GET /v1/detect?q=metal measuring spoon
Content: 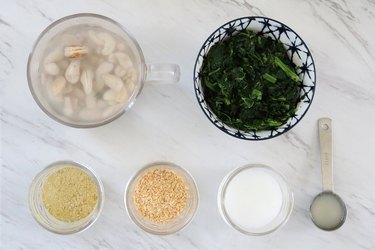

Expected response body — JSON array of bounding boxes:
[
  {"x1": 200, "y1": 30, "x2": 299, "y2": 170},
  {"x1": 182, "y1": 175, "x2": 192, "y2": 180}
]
[{"x1": 310, "y1": 118, "x2": 347, "y2": 231}]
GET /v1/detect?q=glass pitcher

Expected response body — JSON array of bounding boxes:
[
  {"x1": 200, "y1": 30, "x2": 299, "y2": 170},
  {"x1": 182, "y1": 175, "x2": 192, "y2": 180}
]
[{"x1": 27, "y1": 13, "x2": 180, "y2": 128}]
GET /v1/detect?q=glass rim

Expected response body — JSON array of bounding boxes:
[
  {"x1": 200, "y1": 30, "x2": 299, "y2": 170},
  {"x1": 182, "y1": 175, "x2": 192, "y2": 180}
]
[
  {"x1": 124, "y1": 161, "x2": 199, "y2": 235},
  {"x1": 217, "y1": 163, "x2": 294, "y2": 236},
  {"x1": 27, "y1": 13, "x2": 145, "y2": 128},
  {"x1": 28, "y1": 160, "x2": 105, "y2": 234}
]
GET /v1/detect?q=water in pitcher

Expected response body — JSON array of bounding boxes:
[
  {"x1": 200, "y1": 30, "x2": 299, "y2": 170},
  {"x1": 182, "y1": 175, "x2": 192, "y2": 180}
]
[{"x1": 38, "y1": 24, "x2": 139, "y2": 123}]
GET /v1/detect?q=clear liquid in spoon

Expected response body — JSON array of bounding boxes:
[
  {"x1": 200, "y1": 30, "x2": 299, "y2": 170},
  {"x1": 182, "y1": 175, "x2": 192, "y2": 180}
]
[{"x1": 310, "y1": 191, "x2": 346, "y2": 230}]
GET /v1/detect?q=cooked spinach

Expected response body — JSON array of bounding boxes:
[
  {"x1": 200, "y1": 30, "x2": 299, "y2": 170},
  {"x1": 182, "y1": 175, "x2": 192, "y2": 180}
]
[{"x1": 200, "y1": 29, "x2": 301, "y2": 131}]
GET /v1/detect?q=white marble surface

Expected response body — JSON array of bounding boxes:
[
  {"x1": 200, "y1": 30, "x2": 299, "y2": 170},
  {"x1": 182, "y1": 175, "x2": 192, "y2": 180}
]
[{"x1": 1, "y1": 0, "x2": 375, "y2": 249}]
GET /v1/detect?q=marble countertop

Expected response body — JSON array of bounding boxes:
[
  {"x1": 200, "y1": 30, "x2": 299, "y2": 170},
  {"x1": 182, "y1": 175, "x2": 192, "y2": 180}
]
[{"x1": 1, "y1": 0, "x2": 374, "y2": 249}]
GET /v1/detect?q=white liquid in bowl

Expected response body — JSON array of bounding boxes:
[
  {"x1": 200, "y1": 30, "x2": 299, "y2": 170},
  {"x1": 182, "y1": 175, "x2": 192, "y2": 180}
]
[{"x1": 224, "y1": 168, "x2": 283, "y2": 231}]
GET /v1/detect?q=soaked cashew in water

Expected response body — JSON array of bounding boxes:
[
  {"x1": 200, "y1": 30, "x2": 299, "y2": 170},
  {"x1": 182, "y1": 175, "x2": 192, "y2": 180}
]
[
  {"x1": 71, "y1": 87, "x2": 85, "y2": 100},
  {"x1": 71, "y1": 97, "x2": 79, "y2": 111},
  {"x1": 96, "y1": 100, "x2": 108, "y2": 109},
  {"x1": 44, "y1": 63, "x2": 60, "y2": 75},
  {"x1": 80, "y1": 69, "x2": 94, "y2": 95},
  {"x1": 58, "y1": 60, "x2": 69, "y2": 69},
  {"x1": 125, "y1": 67, "x2": 137, "y2": 83},
  {"x1": 114, "y1": 65, "x2": 127, "y2": 77},
  {"x1": 63, "y1": 96, "x2": 73, "y2": 116},
  {"x1": 62, "y1": 83, "x2": 73, "y2": 95},
  {"x1": 125, "y1": 78, "x2": 136, "y2": 93},
  {"x1": 97, "y1": 32, "x2": 116, "y2": 55},
  {"x1": 50, "y1": 76, "x2": 66, "y2": 96},
  {"x1": 102, "y1": 104, "x2": 123, "y2": 118},
  {"x1": 115, "y1": 52, "x2": 133, "y2": 70},
  {"x1": 65, "y1": 59, "x2": 81, "y2": 84},
  {"x1": 41, "y1": 73, "x2": 53, "y2": 85},
  {"x1": 95, "y1": 62, "x2": 114, "y2": 91},
  {"x1": 102, "y1": 74, "x2": 124, "y2": 91},
  {"x1": 103, "y1": 86, "x2": 129, "y2": 104},
  {"x1": 40, "y1": 27, "x2": 136, "y2": 122},
  {"x1": 116, "y1": 43, "x2": 126, "y2": 51},
  {"x1": 51, "y1": 95, "x2": 64, "y2": 106},
  {"x1": 103, "y1": 89, "x2": 117, "y2": 101},
  {"x1": 107, "y1": 53, "x2": 117, "y2": 64},
  {"x1": 115, "y1": 86, "x2": 129, "y2": 103},
  {"x1": 85, "y1": 93, "x2": 97, "y2": 109},
  {"x1": 88, "y1": 30, "x2": 103, "y2": 45},
  {"x1": 64, "y1": 46, "x2": 89, "y2": 58}
]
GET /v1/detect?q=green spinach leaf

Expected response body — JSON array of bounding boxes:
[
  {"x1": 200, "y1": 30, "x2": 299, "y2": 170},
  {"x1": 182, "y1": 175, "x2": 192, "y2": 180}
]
[{"x1": 200, "y1": 30, "x2": 301, "y2": 131}]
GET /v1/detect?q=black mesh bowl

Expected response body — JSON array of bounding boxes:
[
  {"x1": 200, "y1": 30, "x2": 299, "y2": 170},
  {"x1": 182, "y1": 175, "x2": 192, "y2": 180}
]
[{"x1": 193, "y1": 17, "x2": 316, "y2": 140}]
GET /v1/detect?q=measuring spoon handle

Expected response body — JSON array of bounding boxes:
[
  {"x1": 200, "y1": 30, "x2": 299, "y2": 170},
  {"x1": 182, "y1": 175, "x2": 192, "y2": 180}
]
[{"x1": 318, "y1": 118, "x2": 334, "y2": 192}]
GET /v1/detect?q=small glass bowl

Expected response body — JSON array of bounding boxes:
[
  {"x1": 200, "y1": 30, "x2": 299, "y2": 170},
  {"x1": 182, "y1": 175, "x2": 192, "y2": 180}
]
[
  {"x1": 125, "y1": 162, "x2": 199, "y2": 235},
  {"x1": 218, "y1": 164, "x2": 293, "y2": 235},
  {"x1": 29, "y1": 161, "x2": 104, "y2": 234}
]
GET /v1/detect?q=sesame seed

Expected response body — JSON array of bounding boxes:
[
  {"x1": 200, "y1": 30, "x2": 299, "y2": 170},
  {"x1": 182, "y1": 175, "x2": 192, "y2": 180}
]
[{"x1": 134, "y1": 168, "x2": 188, "y2": 223}]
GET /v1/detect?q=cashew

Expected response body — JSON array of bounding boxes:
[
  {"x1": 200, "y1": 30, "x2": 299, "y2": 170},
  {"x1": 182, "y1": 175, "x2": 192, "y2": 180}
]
[
  {"x1": 88, "y1": 30, "x2": 103, "y2": 45},
  {"x1": 64, "y1": 46, "x2": 89, "y2": 58},
  {"x1": 97, "y1": 32, "x2": 116, "y2": 55},
  {"x1": 71, "y1": 97, "x2": 79, "y2": 112},
  {"x1": 95, "y1": 47, "x2": 102, "y2": 55},
  {"x1": 103, "y1": 89, "x2": 116, "y2": 101},
  {"x1": 125, "y1": 78, "x2": 136, "y2": 93},
  {"x1": 50, "y1": 76, "x2": 66, "y2": 96},
  {"x1": 123, "y1": 67, "x2": 137, "y2": 93},
  {"x1": 114, "y1": 65, "x2": 127, "y2": 77},
  {"x1": 44, "y1": 63, "x2": 60, "y2": 75},
  {"x1": 43, "y1": 28, "x2": 136, "y2": 120},
  {"x1": 96, "y1": 100, "x2": 108, "y2": 109},
  {"x1": 51, "y1": 95, "x2": 64, "y2": 106},
  {"x1": 85, "y1": 93, "x2": 97, "y2": 109},
  {"x1": 65, "y1": 59, "x2": 81, "y2": 84},
  {"x1": 102, "y1": 74, "x2": 123, "y2": 91},
  {"x1": 115, "y1": 86, "x2": 129, "y2": 103},
  {"x1": 41, "y1": 72, "x2": 53, "y2": 85},
  {"x1": 80, "y1": 68, "x2": 94, "y2": 95},
  {"x1": 115, "y1": 52, "x2": 133, "y2": 70},
  {"x1": 124, "y1": 67, "x2": 137, "y2": 83},
  {"x1": 71, "y1": 87, "x2": 85, "y2": 100},
  {"x1": 95, "y1": 62, "x2": 114, "y2": 91},
  {"x1": 116, "y1": 43, "x2": 126, "y2": 51},
  {"x1": 58, "y1": 60, "x2": 69, "y2": 69},
  {"x1": 102, "y1": 104, "x2": 123, "y2": 118},
  {"x1": 108, "y1": 53, "x2": 117, "y2": 63},
  {"x1": 63, "y1": 96, "x2": 73, "y2": 116},
  {"x1": 62, "y1": 83, "x2": 73, "y2": 94}
]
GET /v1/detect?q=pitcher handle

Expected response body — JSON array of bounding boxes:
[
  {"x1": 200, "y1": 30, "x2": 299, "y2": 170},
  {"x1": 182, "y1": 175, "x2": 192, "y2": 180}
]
[{"x1": 144, "y1": 63, "x2": 180, "y2": 84}]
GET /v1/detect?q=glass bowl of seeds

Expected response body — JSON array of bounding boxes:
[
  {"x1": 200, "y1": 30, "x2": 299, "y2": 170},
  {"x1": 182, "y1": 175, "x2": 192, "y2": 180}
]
[
  {"x1": 28, "y1": 161, "x2": 104, "y2": 234},
  {"x1": 125, "y1": 162, "x2": 199, "y2": 235}
]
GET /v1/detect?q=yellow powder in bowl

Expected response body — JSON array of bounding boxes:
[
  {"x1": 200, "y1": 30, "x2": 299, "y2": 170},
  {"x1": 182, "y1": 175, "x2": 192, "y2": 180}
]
[{"x1": 42, "y1": 166, "x2": 98, "y2": 222}]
